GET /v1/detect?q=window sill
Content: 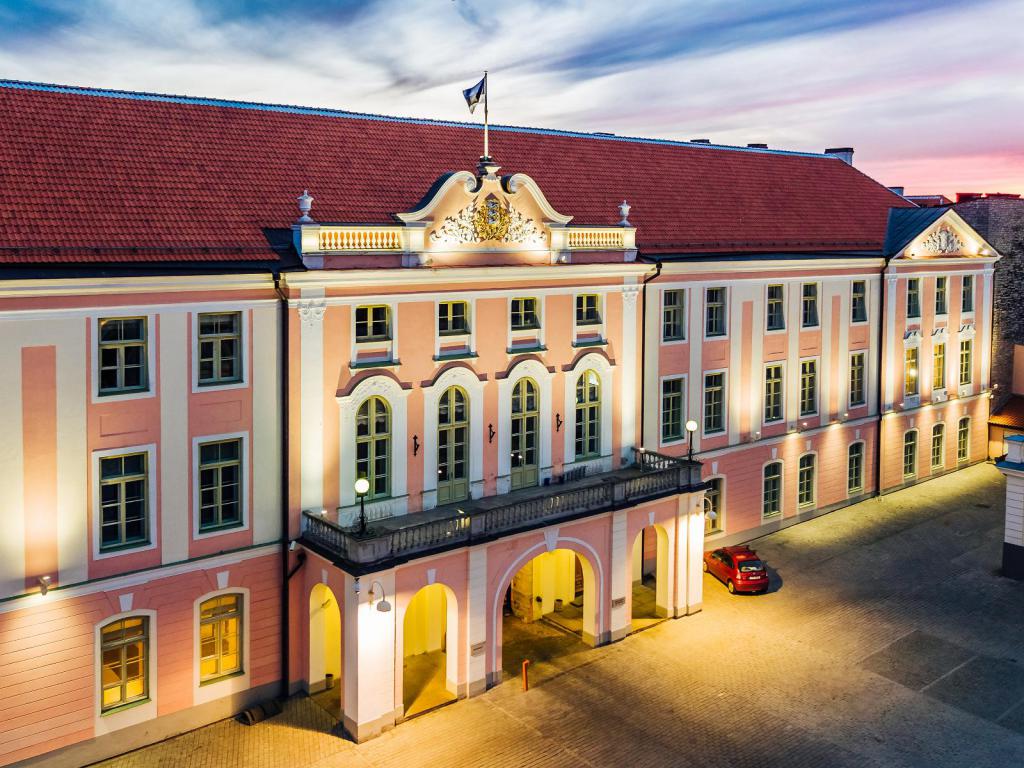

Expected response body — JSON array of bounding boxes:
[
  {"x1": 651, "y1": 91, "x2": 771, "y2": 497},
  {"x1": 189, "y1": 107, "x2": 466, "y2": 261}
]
[
  {"x1": 438, "y1": 330, "x2": 471, "y2": 339},
  {"x1": 101, "y1": 697, "x2": 151, "y2": 717},
  {"x1": 571, "y1": 338, "x2": 606, "y2": 348},
  {"x1": 507, "y1": 344, "x2": 547, "y2": 354},
  {"x1": 511, "y1": 325, "x2": 542, "y2": 333},
  {"x1": 354, "y1": 337, "x2": 392, "y2": 346},
  {"x1": 349, "y1": 359, "x2": 400, "y2": 370},
  {"x1": 433, "y1": 351, "x2": 478, "y2": 362},
  {"x1": 197, "y1": 521, "x2": 244, "y2": 536},
  {"x1": 200, "y1": 669, "x2": 244, "y2": 687},
  {"x1": 98, "y1": 540, "x2": 152, "y2": 555}
]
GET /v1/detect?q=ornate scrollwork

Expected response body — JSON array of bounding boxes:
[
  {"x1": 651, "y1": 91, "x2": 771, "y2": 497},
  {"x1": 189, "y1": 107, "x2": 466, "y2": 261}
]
[
  {"x1": 922, "y1": 226, "x2": 964, "y2": 255},
  {"x1": 430, "y1": 195, "x2": 545, "y2": 247}
]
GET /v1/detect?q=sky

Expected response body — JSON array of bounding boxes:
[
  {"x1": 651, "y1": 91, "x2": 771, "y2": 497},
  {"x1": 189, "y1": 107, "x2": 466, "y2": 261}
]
[{"x1": 1, "y1": 0, "x2": 1022, "y2": 197}]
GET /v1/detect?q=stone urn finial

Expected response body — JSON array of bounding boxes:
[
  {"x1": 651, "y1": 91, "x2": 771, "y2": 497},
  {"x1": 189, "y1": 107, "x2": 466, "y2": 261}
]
[
  {"x1": 618, "y1": 200, "x2": 631, "y2": 227},
  {"x1": 297, "y1": 189, "x2": 315, "y2": 223}
]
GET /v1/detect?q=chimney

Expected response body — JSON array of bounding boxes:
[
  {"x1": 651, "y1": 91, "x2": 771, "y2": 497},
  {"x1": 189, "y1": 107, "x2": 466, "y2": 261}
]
[
  {"x1": 888, "y1": 186, "x2": 905, "y2": 196},
  {"x1": 747, "y1": 143, "x2": 768, "y2": 149},
  {"x1": 690, "y1": 138, "x2": 711, "y2": 144},
  {"x1": 825, "y1": 147, "x2": 854, "y2": 165}
]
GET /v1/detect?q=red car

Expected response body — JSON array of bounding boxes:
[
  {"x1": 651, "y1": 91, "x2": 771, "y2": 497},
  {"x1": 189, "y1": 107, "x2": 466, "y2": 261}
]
[{"x1": 703, "y1": 545, "x2": 769, "y2": 594}]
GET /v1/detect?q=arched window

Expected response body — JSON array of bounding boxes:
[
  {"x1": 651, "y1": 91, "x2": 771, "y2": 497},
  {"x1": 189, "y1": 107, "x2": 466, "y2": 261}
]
[
  {"x1": 931, "y1": 423, "x2": 945, "y2": 471},
  {"x1": 511, "y1": 378, "x2": 539, "y2": 490},
  {"x1": 847, "y1": 442, "x2": 865, "y2": 494},
  {"x1": 902, "y1": 430, "x2": 918, "y2": 479},
  {"x1": 575, "y1": 370, "x2": 601, "y2": 460},
  {"x1": 957, "y1": 417, "x2": 970, "y2": 462},
  {"x1": 437, "y1": 387, "x2": 469, "y2": 504},
  {"x1": 100, "y1": 616, "x2": 149, "y2": 712},
  {"x1": 763, "y1": 462, "x2": 782, "y2": 518},
  {"x1": 356, "y1": 396, "x2": 391, "y2": 499},
  {"x1": 199, "y1": 594, "x2": 243, "y2": 683},
  {"x1": 797, "y1": 454, "x2": 816, "y2": 508}
]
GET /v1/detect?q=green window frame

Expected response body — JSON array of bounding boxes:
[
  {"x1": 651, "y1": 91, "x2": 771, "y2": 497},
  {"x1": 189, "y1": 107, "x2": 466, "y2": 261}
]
[
  {"x1": 931, "y1": 423, "x2": 945, "y2": 470},
  {"x1": 764, "y1": 364, "x2": 783, "y2": 422},
  {"x1": 703, "y1": 372, "x2": 725, "y2": 434},
  {"x1": 356, "y1": 396, "x2": 391, "y2": 499},
  {"x1": 961, "y1": 276, "x2": 974, "y2": 313},
  {"x1": 851, "y1": 280, "x2": 867, "y2": 323},
  {"x1": 906, "y1": 279, "x2": 921, "y2": 318},
  {"x1": 798, "y1": 454, "x2": 815, "y2": 507},
  {"x1": 198, "y1": 438, "x2": 242, "y2": 532},
  {"x1": 763, "y1": 462, "x2": 782, "y2": 517},
  {"x1": 705, "y1": 287, "x2": 726, "y2": 337},
  {"x1": 662, "y1": 290, "x2": 685, "y2": 341},
  {"x1": 849, "y1": 352, "x2": 866, "y2": 407},
  {"x1": 438, "y1": 301, "x2": 469, "y2": 336},
  {"x1": 847, "y1": 442, "x2": 864, "y2": 494},
  {"x1": 574, "y1": 370, "x2": 601, "y2": 459},
  {"x1": 575, "y1": 294, "x2": 601, "y2": 326},
  {"x1": 933, "y1": 343, "x2": 946, "y2": 390},
  {"x1": 935, "y1": 276, "x2": 948, "y2": 315},
  {"x1": 903, "y1": 431, "x2": 918, "y2": 478},
  {"x1": 905, "y1": 347, "x2": 919, "y2": 396},
  {"x1": 99, "y1": 452, "x2": 149, "y2": 551},
  {"x1": 100, "y1": 616, "x2": 149, "y2": 712},
  {"x1": 355, "y1": 305, "x2": 390, "y2": 342},
  {"x1": 199, "y1": 594, "x2": 243, "y2": 683},
  {"x1": 800, "y1": 359, "x2": 817, "y2": 416},
  {"x1": 766, "y1": 284, "x2": 785, "y2": 331},
  {"x1": 98, "y1": 317, "x2": 148, "y2": 395},
  {"x1": 957, "y1": 417, "x2": 970, "y2": 462},
  {"x1": 198, "y1": 312, "x2": 242, "y2": 385},
  {"x1": 510, "y1": 297, "x2": 540, "y2": 330},
  {"x1": 801, "y1": 283, "x2": 819, "y2": 328},
  {"x1": 959, "y1": 339, "x2": 973, "y2": 385},
  {"x1": 661, "y1": 378, "x2": 684, "y2": 442}
]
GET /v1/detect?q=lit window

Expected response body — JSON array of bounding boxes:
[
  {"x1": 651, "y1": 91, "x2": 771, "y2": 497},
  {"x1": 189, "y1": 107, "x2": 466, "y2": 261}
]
[
  {"x1": 705, "y1": 287, "x2": 726, "y2": 337},
  {"x1": 198, "y1": 439, "x2": 242, "y2": 532},
  {"x1": 98, "y1": 317, "x2": 148, "y2": 395},
  {"x1": 903, "y1": 431, "x2": 917, "y2": 478},
  {"x1": 437, "y1": 387, "x2": 470, "y2": 505},
  {"x1": 763, "y1": 462, "x2": 782, "y2": 517},
  {"x1": 931, "y1": 423, "x2": 945, "y2": 471},
  {"x1": 798, "y1": 454, "x2": 815, "y2": 507},
  {"x1": 957, "y1": 417, "x2": 970, "y2": 462},
  {"x1": 355, "y1": 305, "x2": 389, "y2": 342},
  {"x1": 764, "y1": 364, "x2": 783, "y2": 422},
  {"x1": 851, "y1": 281, "x2": 867, "y2": 323},
  {"x1": 906, "y1": 279, "x2": 921, "y2": 319},
  {"x1": 935, "y1": 277, "x2": 948, "y2": 315},
  {"x1": 705, "y1": 478, "x2": 723, "y2": 534},
  {"x1": 800, "y1": 360, "x2": 817, "y2": 416},
  {"x1": 575, "y1": 294, "x2": 601, "y2": 325},
  {"x1": 662, "y1": 290, "x2": 685, "y2": 341},
  {"x1": 933, "y1": 343, "x2": 946, "y2": 391},
  {"x1": 847, "y1": 443, "x2": 864, "y2": 494},
  {"x1": 199, "y1": 595, "x2": 242, "y2": 683},
  {"x1": 198, "y1": 312, "x2": 242, "y2": 386},
  {"x1": 99, "y1": 452, "x2": 149, "y2": 551},
  {"x1": 703, "y1": 372, "x2": 725, "y2": 434},
  {"x1": 961, "y1": 276, "x2": 974, "y2": 313},
  {"x1": 801, "y1": 284, "x2": 819, "y2": 328},
  {"x1": 510, "y1": 378, "x2": 539, "y2": 491},
  {"x1": 100, "y1": 617, "x2": 149, "y2": 711},
  {"x1": 905, "y1": 347, "x2": 919, "y2": 396},
  {"x1": 574, "y1": 370, "x2": 601, "y2": 459},
  {"x1": 438, "y1": 301, "x2": 469, "y2": 335},
  {"x1": 661, "y1": 378, "x2": 685, "y2": 442},
  {"x1": 849, "y1": 352, "x2": 866, "y2": 407},
  {"x1": 766, "y1": 285, "x2": 785, "y2": 331},
  {"x1": 356, "y1": 396, "x2": 391, "y2": 499},
  {"x1": 959, "y1": 339, "x2": 973, "y2": 385},
  {"x1": 510, "y1": 297, "x2": 539, "y2": 330}
]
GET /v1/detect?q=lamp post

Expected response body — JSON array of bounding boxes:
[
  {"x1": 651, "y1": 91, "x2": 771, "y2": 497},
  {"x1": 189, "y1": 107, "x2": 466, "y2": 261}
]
[
  {"x1": 685, "y1": 419, "x2": 698, "y2": 462},
  {"x1": 354, "y1": 477, "x2": 370, "y2": 535}
]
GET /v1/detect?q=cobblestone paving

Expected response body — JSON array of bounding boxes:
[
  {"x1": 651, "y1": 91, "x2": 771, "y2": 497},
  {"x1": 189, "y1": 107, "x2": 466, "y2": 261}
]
[{"x1": 98, "y1": 464, "x2": 1024, "y2": 768}]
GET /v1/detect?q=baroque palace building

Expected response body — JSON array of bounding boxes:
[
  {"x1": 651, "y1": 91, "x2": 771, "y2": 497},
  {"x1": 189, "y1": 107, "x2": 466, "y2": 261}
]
[{"x1": 0, "y1": 80, "x2": 1000, "y2": 766}]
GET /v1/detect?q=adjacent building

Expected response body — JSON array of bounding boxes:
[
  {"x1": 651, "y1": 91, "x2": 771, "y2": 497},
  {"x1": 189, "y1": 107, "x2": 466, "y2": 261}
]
[{"x1": 0, "y1": 80, "x2": 999, "y2": 766}]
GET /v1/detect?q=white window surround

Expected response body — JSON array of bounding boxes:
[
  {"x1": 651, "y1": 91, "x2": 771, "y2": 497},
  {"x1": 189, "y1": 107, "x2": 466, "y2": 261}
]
[
  {"x1": 336, "y1": 375, "x2": 410, "y2": 520},
  {"x1": 800, "y1": 281, "x2": 821, "y2": 328},
  {"x1": 657, "y1": 373, "x2": 688, "y2": 448},
  {"x1": 350, "y1": 301, "x2": 399, "y2": 365},
  {"x1": 190, "y1": 309, "x2": 250, "y2": 394},
  {"x1": 797, "y1": 451, "x2": 818, "y2": 508},
  {"x1": 763, "y1": 283, "x2": 787, "y2": 335},
  {"x1": 798, "y1": 356, "x2": 820, "y2": 418},
  {"x1": 848, "y1": 351, "x2": 867, "y2": 409},
  {"x1": 91, "y1": 443, "x2": 159, "y2": 561},
  {"x1": 421, "y1": 366, "x2": 486, "y2": 509},
  {"x1": 497, "y1": 358, "x2": 554, "y2": 494},
  {"x1": 761, "y1": 459, "x2": 784, "y2": 520},
  {"x1": 903, "y1": 430, "x2": 919, "y2": 478},
  {"x1": 703, "y1": 286, "x2": 729, "y2": 340},
  {"x1": 191, "y1": 431, "x2": 251, "y2": 541},
  {"x1": 93, "y1": 609, "x2": 158, "y2": 736},
  {"x1": 701, "y1": 367, "x2": 728, "y2": 438},
  {"x1": 562, "y1": 352, "x2": 615, "y2": 473},
  {"x1": 660, "y1": 287, "x2": 688, "y2": 345},
  {"x1": 192, "y1": 587, "x2": 251, "y2": 706},
  {"x1": 571, "y1": 291, "x2": 606, "y2": 345},
  {"x1": 850, "y1": 279, "x2": 869, "y2": 325},
  {"x1": 434, "y1": 298, "x2": 477, "y2": 359},
  {"x1": 506, "y1": 295, "x2": 546, "y2": 352},
  {"x1": 90, "y1": 314, "x2": 158, "y2": 404},
  {"x1": 762, "y1": 361, "x2": 786, "y2": 425},
  {"x1": 847, "y1": 441, "x2": 866, "y2": 496}
]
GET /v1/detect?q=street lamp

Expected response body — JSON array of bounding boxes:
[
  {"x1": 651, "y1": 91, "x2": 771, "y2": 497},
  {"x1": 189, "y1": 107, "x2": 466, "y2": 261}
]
[
  {"x1": 354, "y1": 476, "x2": 370, "y2": 534},
  {"x1": 685, "y1": 419, "x2": 699, "y2": 462}
]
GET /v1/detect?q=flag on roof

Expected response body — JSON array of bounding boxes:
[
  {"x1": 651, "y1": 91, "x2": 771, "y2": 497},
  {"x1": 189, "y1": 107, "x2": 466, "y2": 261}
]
[{"x1": 463, "y1": 76, "x2": 486, "y2": 114}]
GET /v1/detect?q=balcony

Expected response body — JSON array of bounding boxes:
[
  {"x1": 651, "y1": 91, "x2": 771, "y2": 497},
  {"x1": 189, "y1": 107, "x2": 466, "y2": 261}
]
[{"x1": 300, "y1": 449, "x2": 703, "y2": 574}]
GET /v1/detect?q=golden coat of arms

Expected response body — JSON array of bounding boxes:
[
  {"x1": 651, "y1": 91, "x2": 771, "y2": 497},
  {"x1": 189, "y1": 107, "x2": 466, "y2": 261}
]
[{"x1": 473, "y1": 194, "x2": 511, "y2": 241}]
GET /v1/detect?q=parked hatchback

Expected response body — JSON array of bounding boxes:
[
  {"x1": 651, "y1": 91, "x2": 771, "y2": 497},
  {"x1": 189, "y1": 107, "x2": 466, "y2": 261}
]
[{"x1": 703, "y1": 545, "x2": 769, "y2": 594}]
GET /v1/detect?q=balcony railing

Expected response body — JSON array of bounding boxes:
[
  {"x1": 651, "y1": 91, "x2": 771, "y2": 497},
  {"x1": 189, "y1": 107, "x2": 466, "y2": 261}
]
[{"x1": 300, "y1": 448, "x2": 702, "y2": 573}]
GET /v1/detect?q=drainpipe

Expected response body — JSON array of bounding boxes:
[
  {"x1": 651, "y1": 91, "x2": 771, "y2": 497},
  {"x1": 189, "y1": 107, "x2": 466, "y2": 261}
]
[
  {"x1": 274, "y1": 271, "x2": 292, "y2": 701},
  {"x1": 875, "y1": 256, "x2": 892, "y2": 498},
  {"x1": 638, "y1": 260, "x2": 663, "y2": 451}
]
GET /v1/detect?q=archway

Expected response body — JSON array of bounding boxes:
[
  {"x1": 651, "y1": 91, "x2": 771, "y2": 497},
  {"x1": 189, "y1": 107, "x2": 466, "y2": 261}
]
[
  {"x1": 403, "y1": 583, "x2": 457, "y2": 717},
  {"x1": 631, "y1": 525, "x2": 669, "y2": 632},
  {"x1": 308, "y1": 583, "x2": 341, "y2": 717},
  {"x1": 500, "y1": 548, "x2": 597, "y2": 682}
]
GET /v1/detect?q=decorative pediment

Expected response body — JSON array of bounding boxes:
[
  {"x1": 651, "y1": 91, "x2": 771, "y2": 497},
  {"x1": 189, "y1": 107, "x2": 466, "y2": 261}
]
[{"x1": 896, "y1": 209, "x2": 998, "y2": 261}]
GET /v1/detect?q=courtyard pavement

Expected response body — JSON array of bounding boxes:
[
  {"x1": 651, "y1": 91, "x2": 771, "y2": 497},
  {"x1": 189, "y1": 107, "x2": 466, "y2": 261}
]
[{"x1": 96, "y1": 463, "x2": 1024, "y2": 768}]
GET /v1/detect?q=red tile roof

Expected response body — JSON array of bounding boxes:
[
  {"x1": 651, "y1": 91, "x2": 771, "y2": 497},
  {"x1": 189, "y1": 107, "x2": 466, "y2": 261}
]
[
  {"x1": 991, "y1": 395, "x2": 1024, "y2": 430},
  {"x1": 0, "y1": 81, "x2": 913, "y2": 265}
]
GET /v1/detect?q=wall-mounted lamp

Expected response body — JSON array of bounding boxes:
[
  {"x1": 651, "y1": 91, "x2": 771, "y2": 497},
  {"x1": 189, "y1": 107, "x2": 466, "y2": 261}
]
[
  {"x1": 38, "y1": 575, "x2": 51, "y2": 596},
  {"x1": 685, "y1": 419, "x2": 699, "y2": 462},
  {"x1": 488, "y1": 424, "x2": 495, "y2": 443},
  {"x1": 555, "y1": 413, "x2": 563, "y2": 432},
  {"x1": 702, "y1": 496, "x2": 717, "y2": 521},
  {"x1": 367, "y1": 580, "x2": 392, "y2": 613}
]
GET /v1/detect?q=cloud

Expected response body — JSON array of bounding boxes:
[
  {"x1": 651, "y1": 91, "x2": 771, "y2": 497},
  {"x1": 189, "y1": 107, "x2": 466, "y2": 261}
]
[{"x1": 0, "y1": 0, "x2": 1021, "y2": 195}]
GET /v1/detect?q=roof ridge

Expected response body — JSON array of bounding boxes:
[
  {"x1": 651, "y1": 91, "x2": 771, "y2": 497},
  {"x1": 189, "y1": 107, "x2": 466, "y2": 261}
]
[{"x1": 0, "y1": 78, "x2": 834, "y2": 160}]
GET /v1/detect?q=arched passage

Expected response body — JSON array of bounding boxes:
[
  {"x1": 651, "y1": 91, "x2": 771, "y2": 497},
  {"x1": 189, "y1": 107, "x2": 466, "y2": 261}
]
[
  {"x1": 402, "y1": 583, "x2": 458, "y2": 718},
  {"x1": 631, "y1": 525, "x2": 670, "y2": 632},
  {"x1": 308, "y1": 583, "x2": 341, "y2": 717},
  {"x1": 499, "y1": 547, "x2": 597, "y2": 682}
]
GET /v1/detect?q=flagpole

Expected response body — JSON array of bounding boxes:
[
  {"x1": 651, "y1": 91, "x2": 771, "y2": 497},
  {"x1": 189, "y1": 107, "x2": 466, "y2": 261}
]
[{"x1": 483, "y1": 70, "x2": 489, "y2": 160}]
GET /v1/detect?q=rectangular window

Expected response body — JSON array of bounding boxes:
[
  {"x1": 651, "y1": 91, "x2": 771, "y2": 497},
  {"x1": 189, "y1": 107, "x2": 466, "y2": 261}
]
[
  {"x1": 931, "y1": 424, "x2": 945, "y2": 470},
  {"x1": 904, "y1": 347, "x2": 919, "y2": 396},
  {"x1": 198, "y1": 312, "x2": 242, "y2": 386},
  {"x1": 705, "y1": 287, "x2": 726, "y2": 337},
  {"x1": 766, "y1": 285, "x2": 785, "y2": 331},
  {"x1": 99, "y1": 452, "x2": 149, "y2": 551},
  {"x1": 198, "y1": 439, "x2": 242, "y2": 532},
  {"x1": 510, "y1": 297, "x2": 539, "y2": 330},
  {"x1": 98, "y1": 317, "x2": 148, "y2": 395},
  {"x1": 957, "y1": 417, "x2": 970, "y2": 462},
  {"x1": 801, "y1": 283, "x2": 819, "y2": 328},
  {"x1": 703, "y1": 372, "x2": 725, "y2": 434},
  {"x1": 199, "y1": 594, "x2": 243, "y2": 682},
  {"x1": 906, "y1": 279, "x2": 921, "y2": 319},
  {"x1": 438, "y1": 301, "x2": 469, "y2": 335},
  {"x1": 798, "y1": 454, "x2": 815, "y2": 507},
  {"x1": 575, "y1": 294, "x2": 601, "y2": 325},
  {"x1": 764, "y1": 364, "x2": 783, "y2": 422},
  {"x1": 355, "y1": 305, "x2": 389, "y2": 342},
  {"x1": 101, "y1": 617, "x2": 149, "y2": 711},
  {"x1": 847, "y1": 443, "x2": 864, "y2": 494},
  {"x1": 800, "y1": 359, "x2": 817, "y2": 416},
  {"x1": 661, "y1": 378, "x2": 685, "y2": 442},
  {"x1": 935, "y1": 276, "x2": 948, "y2": 315},
  {"x1": 903, "y1": 431, "x2": 917, "y2": 478},
  {"x1": 851, "y1": 280, "x2": 867, "y2": 323},
  {"x1": 849, "y1": 352, "x2": 866, "y2": 407},
  {"x1": 962, "y1": 276, "x2": 974, "y2": 313},
  {"x1": 705, "y1": 478, "x2": 723, "y2": 534},
  {"x1": 959, "y1": 339, "x2": 973, "y2": 385},
  {"x1": 662, "y1": 290, "x2": 685, "y2": 341},
  {"x1": 763, "y1": 462, "x2": 782, "y2": 517},
  {"x1": 933, "y1": 343, "x2": 946, "y2": 391}
]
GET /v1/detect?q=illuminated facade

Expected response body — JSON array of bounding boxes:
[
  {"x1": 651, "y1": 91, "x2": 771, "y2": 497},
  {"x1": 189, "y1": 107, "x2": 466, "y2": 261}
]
[{"x1": 0, "y1": 81, "x2": 999, "y2": 765}]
